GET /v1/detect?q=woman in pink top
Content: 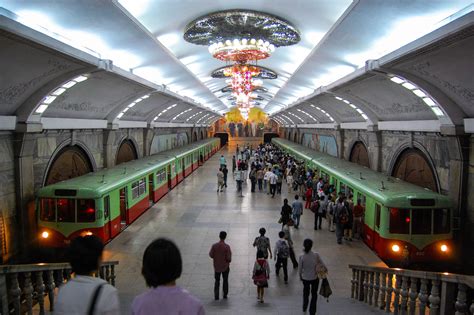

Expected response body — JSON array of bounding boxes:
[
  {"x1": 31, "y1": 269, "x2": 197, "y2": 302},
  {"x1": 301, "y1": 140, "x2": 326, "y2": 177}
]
[
  {"x1": 132, "y1": 238, "x2": 205, "y2": 315},
  {"x1": 252, "y1": 250, "x2": 270, "y2": 303}
]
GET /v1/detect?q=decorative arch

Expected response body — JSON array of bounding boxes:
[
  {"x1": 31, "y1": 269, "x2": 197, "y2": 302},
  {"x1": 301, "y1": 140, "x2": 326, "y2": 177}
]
[
  {"x1": 349, "y1": 141, "x2": 370, "y2": 168},
  {"x1": 115, "y1": 139, "x2": 138, "y2": 165},
  {"x1": 44, "y1": 143, "x2": 94, "y2": 186},
  {"x1": 390, "y1": 146, "x2": 439, "y2": 192}
]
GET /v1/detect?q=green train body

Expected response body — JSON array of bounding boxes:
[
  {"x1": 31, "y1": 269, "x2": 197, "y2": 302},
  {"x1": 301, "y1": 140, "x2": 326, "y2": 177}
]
[
  {"x1": 36, "y1": 138, "x2": 220, "y2": 248},
  {"x1": 272, "y1": 138, "x2": 454, "y2": 266}
]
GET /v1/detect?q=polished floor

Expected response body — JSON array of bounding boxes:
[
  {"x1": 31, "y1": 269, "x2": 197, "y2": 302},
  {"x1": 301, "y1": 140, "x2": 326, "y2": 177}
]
[{"x1": 103, "y1": 141, "x2": 385, "y2": 314}]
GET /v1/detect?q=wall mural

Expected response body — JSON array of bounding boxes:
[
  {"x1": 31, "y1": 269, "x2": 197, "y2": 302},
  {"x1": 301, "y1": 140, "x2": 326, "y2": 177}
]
[
  {"x1": 150, "y1": 132, "x2": 188, "y2": 155},
  {"x1": 302, "y1": 133, "x2": 338, "y2": 157},
  {"x1": 213, "y1": 107, "x2": 278, "y2": 137}
]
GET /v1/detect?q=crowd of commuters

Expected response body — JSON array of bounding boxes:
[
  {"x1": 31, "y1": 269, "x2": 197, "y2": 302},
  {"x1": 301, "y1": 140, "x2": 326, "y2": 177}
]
[{"x1": 56, "y1": 143, "x2": 370, "y2": 314}]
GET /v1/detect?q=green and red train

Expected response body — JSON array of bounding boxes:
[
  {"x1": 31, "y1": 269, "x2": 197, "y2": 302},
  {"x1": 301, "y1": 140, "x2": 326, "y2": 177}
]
[
  {"x1": 272, "y1": 138, "x2": 454, "y2": 266},
  {"x1": 36, "y1": 138, "x2": 220, "y2": 248}
]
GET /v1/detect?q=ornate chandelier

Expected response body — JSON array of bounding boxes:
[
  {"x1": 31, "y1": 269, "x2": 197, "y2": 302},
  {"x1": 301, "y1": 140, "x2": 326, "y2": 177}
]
[{"x1": 224, "y1": 64, "x2": 260, "y2": 95}]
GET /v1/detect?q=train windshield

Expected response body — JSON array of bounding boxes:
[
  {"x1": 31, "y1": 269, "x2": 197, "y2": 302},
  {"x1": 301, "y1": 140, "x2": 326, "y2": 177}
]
[
  {"x1": 77, "y1": 199, "x2": 96, "y2": 223},
  {"x1": 39, "y1": 198, "x2": 96, "y2": 223},
  {"x1": 389, "y1": 208, "x2": 451, "y2": 234},
  {"x1": 40, "y1": 198, "x2": 56, "y2": 222}
]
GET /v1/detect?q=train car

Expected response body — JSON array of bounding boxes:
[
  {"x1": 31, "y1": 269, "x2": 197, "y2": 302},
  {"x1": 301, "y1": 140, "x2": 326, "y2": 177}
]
[
  {"x1": 272, "y1": 138, "x2": 454, "y2": 266},
  {"x1": 36, "y1": 139, "x2": 218, "y2": 248}
]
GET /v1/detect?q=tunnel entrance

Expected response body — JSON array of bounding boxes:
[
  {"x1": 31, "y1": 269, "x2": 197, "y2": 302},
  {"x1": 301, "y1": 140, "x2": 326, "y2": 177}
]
[
  {"x1": 350, "y1": 141, "x2": 370, "y2": 168},
  {"x1": 45, "y1": 145, "x2": 93, "y2": 186},
  {"x1": 263, "y1": 132, "x2": 279, "y2": 143},
  {"x1": 392, "y1": 148, "x2": 438, "y2": 192},
  {"x1": 214, "y1": 132, "x2": 228, "y2": 147},
  {"x1": 116, "y1": 139, "x2": 137, "y2": 165}
]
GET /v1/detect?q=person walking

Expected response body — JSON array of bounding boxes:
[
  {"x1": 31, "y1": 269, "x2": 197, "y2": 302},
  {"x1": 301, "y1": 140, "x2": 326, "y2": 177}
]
[
  {"x1": 292, "y1": 195, "x2": 304, "y2": 229},
  {"x1": 222, "y1": 165, "x2": 229, "y2": 188},
  {"x1": 217, "y1": 168, "x2": 225, "y2": 193},
  {"x1": 209, "y1": 231, "x2": 232, "y2": 300},
  {"x1": 305, "y1": 186, "x2": 313, "y2": 209},
  {"x1": 310, "y1": 196, "x2": 320, "y2": 231},
  {"x1": 132, "y1": 239, "x2": 204, "y2": 315},
  {"x1": 256, "y1": 167, "x2": 264, "y2": 192},
  {"x1": 299, "y1": 239, "x2": 328, "y2": 315},
  {"x1": 334, "y1": 196, "x2": 349, "y2": 244},
  {"x1": 352, "y1": 199, "x2": 365, "y2": 239},
  {"x1": 344, "y1": 195, "x2": 354, "y2": 241},
  {"x1": 232, "y1": 155, "x2": 236, "y2": 174},
  {"x1": 274, "y1": 231, "x2": 289, "y2": 283},
  {"x1": 252, "y1": 250, "x2": 270, "y2": 303},
  {"x1": 286, "y1": 171, "x2": 294, "y2": 193},
  {"x1": 249, "y1": 166, "x2": 257, "y2": 193},
  {"x1": 235, "y1": 166, "x2": 243, "y2": 194},
  {"x1": 282, "y1": 223, "x2": 298, "y2": 268},
  {"x1": 253, "y1": 227, "x2": 272, "y2": 259},
  {"x1": 280, "y1": 198, "x2": 292, "y2": 228},
  {"x1": 219, "y1": 155, "x2": 226, "y2": 168},
  {"x1": 269, "y1": 171, "x2": 278, "y2": 198},
  {"x1": 327, "y1": 196, "x2": 336, "y2": 232}
]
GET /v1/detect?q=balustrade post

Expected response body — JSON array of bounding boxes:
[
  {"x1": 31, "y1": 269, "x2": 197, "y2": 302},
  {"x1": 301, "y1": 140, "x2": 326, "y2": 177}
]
[
  {"x1": 110, "y1": 264, "x2": 116, "y2": 286},
  {"x1": 351, "y1": 268, "x2": 356, "y2": 299},
  {"x1": 393, "y1": 275, "x2": 402, "y2": 315},
  {"x1": 368, "y1": 271, "x2": 374, "y2": 306},
  {"x1": 35, "y1": 271, "x2": 46, "y2": 315},
  {"x1": 24, "y1": 272, "x2": 34, "y2": 315},
  {"x1": 454, "y1": 283, "x2": 467, "y2": 315},
  {"x1": 364, "y1": 271, "x2": 369, "y2": 304},
  {"x1": 9, "y1": 273, "x2": 21, "y2": 315},
  {"x1": 408, "y1": 277, "x2": 418, "y2": 315},
  {"x1": 374, "y1": 272, "x2": 380, "y2": 308},
  {"x1": 355, "y1": 270, "x2": 360, "y2": 300},
  {"x1": 418, "y1": 278, "x2": 429, "y2": 315},
  {"x1": 0, "y1": 273, "x2": 9, "y2": 315},
  {"x1": 380, "y1": 272, "x2": 387, "y2": 310},
  {"x1": 400, "y1": 276, "x2": 409, "y2": 315},
  {"x1": 386, "y1": 273, "x2": 394, "y2": 313},
  {"x1": 47, "y1": 270, "x2": 56, "y2": 311},
  {"x1": 428, "y1": 279, "x2": 440, "y2": 315},
  {"x1": 105, "y1": 265, "x2": 111, "y2": 284}
]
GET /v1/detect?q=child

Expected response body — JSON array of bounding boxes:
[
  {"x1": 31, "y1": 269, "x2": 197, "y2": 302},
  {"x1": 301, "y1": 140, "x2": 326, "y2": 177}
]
[{"x1": 252, "y1": 250, "x2": 270, "y2": 303}]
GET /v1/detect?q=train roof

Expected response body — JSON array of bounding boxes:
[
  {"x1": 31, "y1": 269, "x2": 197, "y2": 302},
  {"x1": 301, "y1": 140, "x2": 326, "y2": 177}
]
[
  {"x1": 273, "y1": 138, "x2": 451, "y2": 208},
  {"x1": 37, "y1": 139, "x2": 217, "y2": 199}
]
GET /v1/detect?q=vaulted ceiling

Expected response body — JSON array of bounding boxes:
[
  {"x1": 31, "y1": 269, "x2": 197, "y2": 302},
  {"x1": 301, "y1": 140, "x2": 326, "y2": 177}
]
[{"x1": 0, "y1": 1, "x2": 473, "y2": 132}]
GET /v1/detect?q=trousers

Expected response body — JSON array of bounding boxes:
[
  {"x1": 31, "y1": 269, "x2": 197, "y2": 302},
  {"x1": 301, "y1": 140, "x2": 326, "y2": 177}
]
[{"x1": 214, "y1": 268, "x2": 229, "y2": 299}]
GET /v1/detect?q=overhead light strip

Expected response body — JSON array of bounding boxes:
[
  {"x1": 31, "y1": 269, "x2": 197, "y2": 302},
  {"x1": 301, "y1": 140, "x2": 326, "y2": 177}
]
[
  {"x1": 153, "y1": 103, "x2": 178, "y2": 121},
  {"x1": 331, "y1": 97, "x2": 368, "y2": 120}
]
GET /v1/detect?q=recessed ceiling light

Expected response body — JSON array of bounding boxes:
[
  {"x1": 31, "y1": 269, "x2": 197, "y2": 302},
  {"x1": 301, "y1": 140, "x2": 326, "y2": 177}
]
[
  {"x1": 35, "y1": 104, "x2": 49, "y2": 114},
  {"x1": 390, "y1": 76, "x2": 404, "y2": 84}
]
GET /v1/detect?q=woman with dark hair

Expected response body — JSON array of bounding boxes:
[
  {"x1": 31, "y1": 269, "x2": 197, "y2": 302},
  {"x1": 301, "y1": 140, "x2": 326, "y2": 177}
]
[
  {"x1": 252, "y1": 250, "x2": 270, "y2": 303},
  {"x1": 132, "y1": 238, "x2": 204, "y2": 315},
  {"x1": 298, "y1": 239, "x2": 328, "y2": 315},
  {"x1": 55, "y1": 235, "x2": 120, "y2": 315},
  {"x1": 252, "y1": 227, "x2": 272, "y2": 259},
  {"x1": 280, "y1": 198, "x2": 292, "y2": 228}
]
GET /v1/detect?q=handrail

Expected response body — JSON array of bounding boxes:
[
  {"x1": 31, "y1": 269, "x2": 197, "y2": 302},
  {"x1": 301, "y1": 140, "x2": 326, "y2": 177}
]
[
  {"x1": 0, "y1": 260, "x2": 119, "y2": 315},
  {"x1": 349, "y1": 264, "x2": 474, "y2": 314}
]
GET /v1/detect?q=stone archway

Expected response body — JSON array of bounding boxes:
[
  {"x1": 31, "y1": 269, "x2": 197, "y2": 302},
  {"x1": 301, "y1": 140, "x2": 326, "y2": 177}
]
[
  {"x1": 116, "y1": 139, "x2": 138, "y2": 165},
  {"x1": 392, "y1": 148, "x2": 438, "y2": 192},
  {"x1": 350, "y1": 141, "x2": 370, "y2": 168},
  {"x1": 45, "y1": 145, "x2": 93, "y2": 186}
]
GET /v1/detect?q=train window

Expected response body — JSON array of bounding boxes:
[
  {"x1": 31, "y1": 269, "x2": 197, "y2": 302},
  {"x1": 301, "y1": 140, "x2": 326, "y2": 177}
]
[
  {"x1": 411, "y1": 209, "x2": 432, "y2": 234},
  {"x1": 375, "y1": 204, "x2": 381, "y2": 229},
  {"x1": 40, "y1": 198, "x2": 56, "y2": 222},
  {"x1": 57, "y1": 199, "x2": 75, "y2": 222},
  {"x1": 433, "y1": 209, "x2": 450, "y2": 234},
  {"x1": 132, "y1": 178, "x2": 146, "y2": 199},
  {"x1": 77, "y1": 199, "x2": 95, "y2": 223},
  {"x1": 389, "y1": 208, "x2": 410, "y2": 234}
]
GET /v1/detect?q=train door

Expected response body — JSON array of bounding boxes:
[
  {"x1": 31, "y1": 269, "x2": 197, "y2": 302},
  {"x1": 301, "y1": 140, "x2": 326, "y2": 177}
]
[
  {"x1": 103, "y1": 195, "x2": 112, "y2": 240},
  {"x1": 167, "y1": 165, "x2": 172, "y2": 190},
  {"x1": 372, "y1": 203, "x2": 382, "y2": 250},
  {"x1": 119, "y1": 187, "x2": 128, "y2": 229},
  {"x1": 148, "y1": 174, "x2": 154, "y2": 203},
  {"x1": 182, "y1": 158, "x2": 185, "y2": 178}
]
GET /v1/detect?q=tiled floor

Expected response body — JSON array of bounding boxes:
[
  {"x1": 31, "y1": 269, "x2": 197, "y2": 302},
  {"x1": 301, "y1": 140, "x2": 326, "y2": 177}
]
[{"x1": 103, "y1": 143, "x2": 386, "y2": 314}]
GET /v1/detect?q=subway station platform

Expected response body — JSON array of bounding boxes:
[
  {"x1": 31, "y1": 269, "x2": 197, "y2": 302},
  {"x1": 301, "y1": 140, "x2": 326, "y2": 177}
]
[{"x1": 103, "y1": 143, "x2": 386, "y2": 314}]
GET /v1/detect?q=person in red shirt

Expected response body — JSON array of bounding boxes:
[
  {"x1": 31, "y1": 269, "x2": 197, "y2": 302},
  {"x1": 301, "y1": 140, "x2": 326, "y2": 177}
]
[
  {"x1": 352, "y1": 199, "x2": 365, "y2": 239},
  {"x1": 305, "y1": 187, "x2": 313, "y2": 209},
  {"x1": 209, "y1": 231, "x2": 232, "y2": 300}
]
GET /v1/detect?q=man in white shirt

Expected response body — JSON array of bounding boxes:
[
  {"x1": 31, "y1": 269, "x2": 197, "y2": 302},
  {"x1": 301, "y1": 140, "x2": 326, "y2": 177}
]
[
  {"x1": 55, "y1": 235, "x2": 120, "y2": 315},
  {"x1": 269, "y1": 171, "x2": 278, "y2": 198}
]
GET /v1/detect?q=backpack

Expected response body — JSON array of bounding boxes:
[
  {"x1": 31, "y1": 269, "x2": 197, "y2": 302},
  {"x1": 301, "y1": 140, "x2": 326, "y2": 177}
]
[
  {"x1": 338, "y1": 203, "x2": 349, "y2": 225},
  {"x1": 254, "y1": 236, "x2": 269, "y2": 254},
  {"x1": 277, "y1": 240, "x2": 289, "y2": 259}
]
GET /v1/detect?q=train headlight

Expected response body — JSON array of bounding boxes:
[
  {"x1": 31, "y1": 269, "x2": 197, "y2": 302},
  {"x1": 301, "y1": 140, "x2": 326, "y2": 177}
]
[
  {"x1": 440, "y1": 244, "x2": 448, "y2": 252},
  {"x1": 82, "y1": 231, "x2": 93, "y2": 236},
  {"x1": 391, "y1": 244, "x2": 400, "y2": 253},
  {"x1": 41, "y1": 231, "x2": 49, "y2": 239}
]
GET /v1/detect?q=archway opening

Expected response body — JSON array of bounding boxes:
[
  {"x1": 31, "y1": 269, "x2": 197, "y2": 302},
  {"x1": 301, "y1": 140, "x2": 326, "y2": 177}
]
[
  {"x1": 350, "y1": 141, "x2": 370, "y2": 168},
  {"x1": 116, "y1": 139, "x2": 138, "y2": 165},
  {"x1": 45, "y1": 145, "x2": 93, "y2": 186},
  {"x1": 293, "y1": 132, "x2": 298, "y2": 143},
  {"x1": 200, "y1": 130, "x2": 204, "y2": 140},
  {"x1": 214, "y1": 132, "x2": 229, "y2": 147},
  {"x1": 193, "y1": 131, "x2": 198, "y2": 142},
  {"x1": 392, "y1": 148, "x2": 438, "y2": 192},
  {"x1": 263, "y1": 133, "x2": 279, "y2": 143}
]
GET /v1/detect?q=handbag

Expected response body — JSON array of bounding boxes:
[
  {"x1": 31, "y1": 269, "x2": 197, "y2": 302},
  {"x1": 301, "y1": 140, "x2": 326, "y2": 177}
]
[
  {"x1": 319, "y1": 278, "x2": 332, "y2": 301},
  {"x1": 287, "y1": 218, "x2": 294, "y2": 226},
  {"x1": 278, "y1": 217, "x2": 283, "y2": 224}
]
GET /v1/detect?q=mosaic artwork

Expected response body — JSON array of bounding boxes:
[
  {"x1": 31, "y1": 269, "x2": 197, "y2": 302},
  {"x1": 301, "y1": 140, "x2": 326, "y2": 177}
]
[
  {"x1": 302, "y1": 133, "x2": 338, "y2": 157},
  {"x1": 150, "y1": 132, "x2": 188, "y2": 155}
]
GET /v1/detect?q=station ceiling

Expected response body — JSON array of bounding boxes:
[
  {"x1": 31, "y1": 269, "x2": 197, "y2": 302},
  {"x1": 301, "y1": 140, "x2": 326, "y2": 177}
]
[{"x1": 0, "y1": 1, "x2": 473, "y2": 131}]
